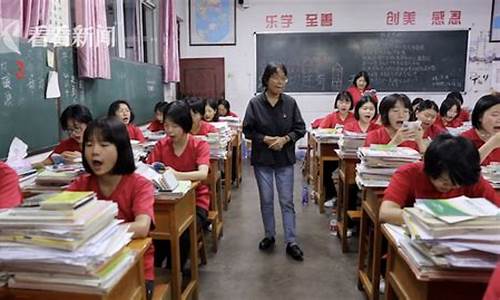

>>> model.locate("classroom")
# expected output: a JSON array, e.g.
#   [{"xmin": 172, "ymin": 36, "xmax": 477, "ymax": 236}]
[{"xmin": 1, "ymin": 0, "xmax": 500, "ymax": 299}]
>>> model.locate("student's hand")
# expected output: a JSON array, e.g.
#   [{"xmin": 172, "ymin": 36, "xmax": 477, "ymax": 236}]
[
  {"xmin": 61, "ymin": 151, "xmax": 81, "ymax": 162},
  {"xmin": 392, "ymin": 128, "xmax": 416, "ymax": 145},
  {"xmin": 269, "ymin": 136, "xmax": 289, "ymax": 151},
  {"xmin": 263, "ymin": 136, "xmax": 279, "ymax": 147}
]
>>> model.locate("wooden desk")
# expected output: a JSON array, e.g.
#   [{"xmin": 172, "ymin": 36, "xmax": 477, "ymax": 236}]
[
  {"xmin": 222, "ymin": 135, "xmax": 235, "ymax": 211},
  {"xmin": 357, "ymin": 186, "xmax": 386, "ymax": 300},
  {"xmin": 308, "ymin": 134, "xmax": 339, "ymax": 213},
  {"xmin": 382, "ymin": 225, "xmax": 491, "ymax": 300},
  {"xmin": 233, "ymin": 130, "xmax": 243, "ymax": 188},
  {"xmin": 205, "ymin": 159, "xmax": 223, "ymax": 252},
  {"xmin": 335, "ymin": 150, "xmax": 360, "ymax": 253},
  {"xmin": 151, "ymin": 184, "xmax": 199, "ymax": 300},
  {"xmin": 0, "ymin": 238, "xmax": 152, "ymax": 300}
]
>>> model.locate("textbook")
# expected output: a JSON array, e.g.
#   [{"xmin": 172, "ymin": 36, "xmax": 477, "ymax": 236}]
[
  {"xmin": 156, "ymin": 180, "xmax": 192, "ymax": 198},
  {"xmin": 40, "ymin": 191, "xmax": 96, "ymax": 210},
  {"xmin": 135, "ymin": 162, "xmax": 178, "ymax": 191}
]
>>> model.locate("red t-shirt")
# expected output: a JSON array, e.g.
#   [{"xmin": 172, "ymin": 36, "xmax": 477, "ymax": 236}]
[
  {"xmin": 67, "ymin": 173, "xmax": 156, "ymax": 280},
  {"xmin": 364, "ymin": 126, "xmax": 420, "ymax": 151},
  {"xmin": 146, "ymin": 135, "xmax": 211, "ymax": 211},
  {"xmin": 343, "ymin": 120, "xmax": 381, "ymax": 133},
  {"xmin": 127, "ymin": 124, "xmax": 146, "ymax": 142},
  {"xmin": 458, "ymin": 110, "xmax": 470, "ymax": 123},
  {"xmin": 461, "ymin": 128, "xmax": 500, "ymax": 166},
  {"xmin": 193, "ymin": 121, "xmax": 217, "ymax": 136},
  {"xmin": 434, "ymin": 115, "xmax": 463, "ymax": 130},
  {"xmin": 147, "ymin": 120, "xmax": 164, "ymax": 132},
  {"xmin": 50, "ymin": 138, "xmax": 80, "ymax": 157},
  {"xmin": 484, "ymin": 263, "xmax": 500, "ymax": 300},
  {"xmin": 227, "ymin": 111, "xmax": 238, "ymax": 118},
  {"xmin": 346, "ymin": 85, "xmax": 378, "ymax": 106},
  {"xmin": 384, "ymin": 162, "xmax": 500, "ymax": 207},
  {"xmin": 319, "ymin": 111, "xmax": 355, "ymax": 128},
  {"xmin": 0, "ymin": 162, "xmax": 22, "ymax": 209},
  {"xmin": 423, "ymin": 124, "xmax": 445, "ymax": 140}
]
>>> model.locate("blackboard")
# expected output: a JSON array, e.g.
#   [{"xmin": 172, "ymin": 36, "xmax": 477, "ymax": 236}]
[
  {"xmin": 256, "ymin": 31, "xmax": 468, "ymax": 93},
  {"xmin": 1, "ymin": 42, "xmax": 164, "ymax": 159}
]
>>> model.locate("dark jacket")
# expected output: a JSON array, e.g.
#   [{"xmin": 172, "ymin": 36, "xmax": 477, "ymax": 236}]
[{"xmin": 243, "ymin": 92, "xmax": 306, "ymax": 167}]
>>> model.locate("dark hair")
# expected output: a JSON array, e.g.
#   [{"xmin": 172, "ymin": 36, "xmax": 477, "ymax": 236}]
[
  {"xmin": 471, "ymin": 94, "xmax": 500, "ymax": 129},
  {"xmin": 82, "ymin": 117, "xmax": 135, "ymax": 175},
  {"xmin": 108, "ymin": 100, "xmax": 135, "ymax": 123},
  {"xmin": 412, "ymin": 98, "xmax": 424, "ymax": 108},
  {"xmin": 154, "ymin": 101, "xmax": 167, "ymax": 113},
  {"xmin": 410, "ymin": 98, "xmax": 424, "ymax": 121},
  {"xmin": 378, "ymin": 93, "xmax": 411, "ymax": 126},
  {"xmin": 354, "ymin": 95, "xmax": 378, "ymax": 120},
  {"xmin": 446, "ymin": 91, "xmax": 464, "ymax": 105},
  {"xmin": 218, "ymin": 99, "xmax": 231, "ymax": 115},
  {"xmin": 424, "ymin": 134, "xmax": 480, "ymax": 186},
  {"xmin": 204, "ymin": 98, "xmax": 219, "ymax": 122},
  {"xmin": 439, "ymin": 97, "xmax": 461, "ymax": 118},
  {"xmin": 60, "ymin": 104, "xmax": 93, "ymax": 130},
  {"xmin": 261, "ymin": 62, "xmax": 288, "ymax": 89},
  {"xmin": 352, "ymin": 71, "xmax": 370, "ymax": 88},
  {"xmin": 416, "ymin": 99, "xmax": 439, "ymax": 113},
  {"xmin": 186, "ymin": 97, "xmax": 205, "ymax": 116},
  {"xmin": 334, "ymin": 91, "xmax": 354, "ymax": 110},
  {"xmin": 163, "ymin": 100, "xmax": 193, "ymax": 133}
]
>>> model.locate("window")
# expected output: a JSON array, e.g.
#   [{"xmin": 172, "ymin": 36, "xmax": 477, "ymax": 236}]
[
  {"xmin": 123, "ymin": 0, "xmax": 139, "ymax": 61},
  {"xmin": 142, "ymin": 1, "xmax": 158, "ymax": 64},
  {"xmin": 105, "ymin": 0, "xmax": 118, "ymax": 57}
]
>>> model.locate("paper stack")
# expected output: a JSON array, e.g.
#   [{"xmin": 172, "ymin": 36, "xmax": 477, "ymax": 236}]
[
  {"xmin": 311, "ymin": 127, "xmax": 343, "ymax": 143},
  {"xmin": 402, "ymin": 196, "xmax": 500, "ymax": 270},
  {"xmin": 446, "ymin": 122, "xmax": 472, "ymax": 136},
  {"xmin": 356, "ymin": 145, "xmax": 421, "ymax": 187},
  {"xmin": 22, "ymin": 164, "xmax": 84, "ymax": 192},
  {"xmin": 0, "ymin": 191, "xmax": 134, "ymax": 294},
  {"xmin": 219, "ymin": 116, "xmax": 242, "ymax": 133},
  {"xmin": 338, "ymin": 130, "xmax": 367, "ymax": 159},
  {"xmin": 206, "ymin": 122, "xmax": 231, "ymax": 159},
  {"xmin": 482, "ymin": 163, "xmax": 500, "ymax": 189}
]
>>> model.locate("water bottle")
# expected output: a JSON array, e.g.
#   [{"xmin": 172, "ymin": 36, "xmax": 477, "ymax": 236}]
[{"xmin": 301, "ymin": 184, "xmax": 309, "ymax": 207}]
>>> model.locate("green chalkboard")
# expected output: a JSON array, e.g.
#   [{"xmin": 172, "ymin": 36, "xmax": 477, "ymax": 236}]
[
  {"xmin": 1, "ymin": 43, "xmax": 164, "ymax": 159},
  {"xmin": 0, "ymin": 41, "xmax": 60, "ymax": 159},
  {"xmin": 256, "ymin": 30, "xmax": 468, "ymax": 93}
]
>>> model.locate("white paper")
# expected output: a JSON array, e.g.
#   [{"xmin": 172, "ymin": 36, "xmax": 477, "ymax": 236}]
[
  {"xmin": 47, "ymin": 49, "xmax": 54, "ymax": 68},
  {"xmin": 6, "ymin": 137, "xmax": 31, "ymax": 171},
  {"xmin": 46, "ymin": 71, "xmax": 61, "ymax": 99}
]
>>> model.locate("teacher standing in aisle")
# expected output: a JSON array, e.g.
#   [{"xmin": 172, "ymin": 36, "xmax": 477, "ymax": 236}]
[{"xmin": 243, "ymin": 63, "xmax": 306, "ymax": 261}]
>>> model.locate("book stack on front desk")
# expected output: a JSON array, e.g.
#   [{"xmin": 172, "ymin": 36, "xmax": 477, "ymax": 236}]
[
  {"xmin": 402, "ymin": 196, "xmax": 500, "ymax": 270},
  {"xmin": 311, "ymin": 127, "xmax": 343, "ymax": 143},
  {"xmin": 219, "ymin": 116, "xmax": 242, "ymax": 133},
  {"xmin": 355, "ymin": 145, "xmax": 421, "ymax": 188},
  {"xmin": 22, "ymin": 164, "xmax": 84, "ymax": 193},
  {"xmin": 338, "ymin": 130, "xmax": 367, "ymax": 159},
  {"xmin": 205, "ymin": 122, "xmax": 231, "ymax": 159},
  {"xmin": 0, "ymin": 191, "xmax": 134, "ymax": 294}
]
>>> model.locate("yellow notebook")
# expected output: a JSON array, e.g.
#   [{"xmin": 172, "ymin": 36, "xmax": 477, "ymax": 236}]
[{"xmin": 40, "ymin": 191, "xmax": 95, "ymax": 210}]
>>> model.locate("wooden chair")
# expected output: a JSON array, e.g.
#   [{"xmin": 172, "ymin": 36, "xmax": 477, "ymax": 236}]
[
  {"xmin": 204, "ymin": 159, "xmax": 224, "ymax": 253},
  {"xmin": 197, "ymin": 225, "xmax": 207, "ymax": 265},
  {"xmin": 153, "ymin": 283, "xmax": 171, "ymax": 300}
]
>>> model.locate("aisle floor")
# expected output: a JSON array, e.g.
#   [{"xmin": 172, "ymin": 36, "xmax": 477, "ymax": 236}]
[{"xmin": 198, "ymin": 160, "xmax": 365, "ymax": 299}]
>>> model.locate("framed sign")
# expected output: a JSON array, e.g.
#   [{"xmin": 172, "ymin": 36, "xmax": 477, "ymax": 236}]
[
  {"xmin": 189, "ymin": 0, "xmax": 236, "ymax": 46},
  {"xmin": 490, "ymin": 0, "xmax": 500, "ymax": 42}
]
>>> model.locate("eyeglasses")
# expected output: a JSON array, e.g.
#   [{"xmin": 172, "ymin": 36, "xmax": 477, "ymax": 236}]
[
  {"xmin": 270, "ymin": 76, "xmax": 289, "ymax": 83},
  {"xmin": 66, "ymin": 126, "xmax": 84, "ymax": 134}
]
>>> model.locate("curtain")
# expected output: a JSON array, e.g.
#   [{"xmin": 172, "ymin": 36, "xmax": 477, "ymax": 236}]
[
  {"xmin": 22, "ymin": 0, "xmax": 49, "ymax": 38},
  {"xmin": 0, "ymin": 0, "xmax": 49, "ymax": 39},
  {"xmin": 161, "ymin": 0, "xmax": 179, "ymax": 83},
  {"xmin": 73, "ymin": 0, "xmax": 111, "ymax": 79}
]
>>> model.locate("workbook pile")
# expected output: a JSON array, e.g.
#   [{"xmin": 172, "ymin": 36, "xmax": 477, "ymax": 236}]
[
  {"xmin": 402, "ymin": 196, "xmax": 500, "ymax": 270},
  {"xmin": 481, "ymin": 163, "xmax": 500, "ymax": 189},
  {"xmin": 311, "ymin": 127, "xmax": 343, "ymax": 143},
  {"xmin": 355, "ymin": 145, "xmax": 421, "ymax": 187},
  {"xmin": 0, "ymin": 191, "xmax": 134, "ymax": 294},
  {"xmin": 207, "ymin": 122, "xmax": 231, "ymax": 159},
  {"xmin": 338, "ymin": 131, "xmax": 367, "ymax": 159},
  {"xmin": 21, "ymin": 164, "xmax": 84, "ymax": 193},
  {"xmin": 219, "ymin": 116, "xmax": 241, "ymax": 133}
]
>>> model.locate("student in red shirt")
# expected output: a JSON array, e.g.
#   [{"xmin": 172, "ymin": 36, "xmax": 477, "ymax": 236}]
[
  {"xmin": 66, "ymin": 117, "xmax": 155, "ymax": 299},
  {"xmin": 380, "ymin": 134, "xmax": 500, "ymax": 225},
  {"xmin": 147, "ymin": 101, "xmax": 167, "ymax": 132},
  {"xmin": 0, "ymin": 161, "xmax": 22, "ymax": 208},
  {"xmin": 108, "ymin": 100, "xmax": 146, "ymax": 143},
  {"xmin": 218, "ymin": 98, "xmax": 238, "ymax": 118},
  {"xmin": 435, "ymin": 96, "xmax": 463, "ymax": 129},
  {"xmin": 39, "ymin": 104, "xmax": 93, "ymax": 165},
  {"xmin": 461, "ymin": 94, "xmax": 500, "ymax": 166},
  {"xmin": 365, "ymin": 94, "xmax": 426, "ymax": 153},
  {"xmin": 344, "ymin": 95, "xmax": 380, "ymax": 133},
  {"xmin": 484, "ymin": 263, "xmax": 500, "ymax": 300},
  {"xmin": 204, "ymin": 98, "xmax": 219, "ymax": 122},
  {"xmin": 186, "ymin": 97, "xmax": 217, "ymax": 135},
  {"xmin": 345, "ymin": 71, "xmax": 378, "ymax": 106},
  {"xmin": 447, "ymin": 91, "xmax": 470, "ymax": 123},
  {"xmin": 319, "ymin": 91, "xmax": 355, "ymax": 128},
  {"xmin": 146, "ymin": 100, "xmax": 210, "ymax": 272},
  {"xmin": 414, "ymin": 99, "xmax": 444, "ymax": 140}
]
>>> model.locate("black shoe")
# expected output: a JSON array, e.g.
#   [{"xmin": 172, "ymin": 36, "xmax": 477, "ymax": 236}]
[
  {"xmin": 258, "ymin": 237, "xmax": 275, "ymax": 250},
  {"xmin": 286, "ymin": 243, "xmax": 304, "ymax": 261}
]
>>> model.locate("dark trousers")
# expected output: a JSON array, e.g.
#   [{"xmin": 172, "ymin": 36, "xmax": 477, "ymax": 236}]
[
  {"xmin": 153, "ymin": 207, "xmax": 208, "ymax": 271},
  {"xmin": 323, "ymin": 161, "xmax": 338, "ymax": 199}
]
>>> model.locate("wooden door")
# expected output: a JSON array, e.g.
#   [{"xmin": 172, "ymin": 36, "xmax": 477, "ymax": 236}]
[{"xmin": 179, "ymin": 58, "xmax": 225, "ymax": 99}]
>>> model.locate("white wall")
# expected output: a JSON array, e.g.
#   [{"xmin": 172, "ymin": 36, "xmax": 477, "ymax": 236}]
[{"xmin": 177, "ymin": 0, "xmax": 500, "ymax": 126}]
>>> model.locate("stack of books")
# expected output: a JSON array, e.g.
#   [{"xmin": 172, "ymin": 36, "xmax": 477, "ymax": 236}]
[
  {"xmin": 338, "ymin": 130, "xmax": 367, "ymax": 158},
  {"xmin": 219, "ymin": 116, "xmax": 241, "ymax": 133},
  {"xmin": 0, "ymin": 191, "xmax": 134, "ymax": 294},
  {"xmin": 402, "ymin": 196, "xmax": 500, "ymax": 270},
  {"xmin": 206, "ymin": 122, "xmax": 231, "ymax": 159},
  {"xmin": 482, "ymin": 163, "xmax": 500, "ymax": 189},
  {"xmin": 311, "ymin": 127, "xmax": 343, "ymax": 143},
  {"xmin": 446, "ymin": 122, "xmax": 472, "ymax": 136},
  {"xmin": 356, "ymin": 145, "xmax": 421, "ymax": 187},
  {"xmin": 22, "ymin": 164, "xmax": 84, "ymax": 192}
]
